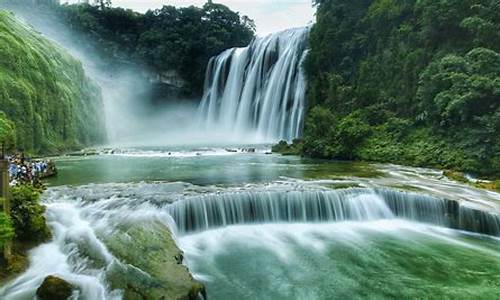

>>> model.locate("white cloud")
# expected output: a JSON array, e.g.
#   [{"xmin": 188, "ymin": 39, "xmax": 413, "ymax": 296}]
[{"xmin": 65, "ymin": 0, "xmax": 316, "ymax": 36}]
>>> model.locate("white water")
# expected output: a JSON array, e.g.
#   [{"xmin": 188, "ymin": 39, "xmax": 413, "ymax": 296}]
[
  {"xmin": 179, "ymin": 220, "xmax": 500, "ymax": 269},
  {"xmin": 1, "ymin": 179, "xmax": 499, "ymax": 298},
  {"xmin": 178, "ymin": 220, "xmax": 500, "ymax": 300},
  {"xmin": 167, "ymin": 187, "xmax": 500, "ymax": 235},
  {"xmin": 104, "ymin": 146, "xmax": 271, "ymax": 158},
  {"xmin": 0, "ymin": 201, "xmax": 122, "ymax": 300},
  {"xmin": 198, "ymin": 27, "xmax": 309, "ymax": 142}
]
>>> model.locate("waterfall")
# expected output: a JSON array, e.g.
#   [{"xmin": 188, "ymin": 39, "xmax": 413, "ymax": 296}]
[
  {"xmin": 198, "ymin": 27, "xmax": 309, "ymax": 142},
  {"xmin": 167, "ymin": 188, "xmax": 500, "ymax": 236}
]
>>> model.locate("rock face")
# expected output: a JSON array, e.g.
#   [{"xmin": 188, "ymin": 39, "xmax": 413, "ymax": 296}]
[
  {"xmin": 36, "ymin": 275, "xmax": 74, "ymax": 300},
  {"xmin": 0, "ymin": 11, "xmax": 106, "ymax": 154},
  {"xmin": 102, "ymin": 220, "xmax": 206, "ymax": 300}
]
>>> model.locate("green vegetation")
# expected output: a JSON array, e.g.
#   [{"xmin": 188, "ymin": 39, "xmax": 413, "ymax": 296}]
[
  {"xmin": 10, "ymin": 185, "xmax": 50, "ymax": 242},
  {"xmin": 4, "ymin": 0, "xmax": 255, "ymax": 97},
  {"xmin": 443, "ymin": 170, "xmax": 500, "ymax": 191},
  {"xmin": 272, "ymin": 140, "xmax": 303, "ymax": 155},
  {"xmin": 104, "ymin": 221, "xmax": 205, "ymax": 299},
  {"xmin": 443, "ymin": 170, "xmax": 469, "ymax": 183},
  {"xmin": 0, "ymin": 112, "xmax": 15, "ymax": 152},
  {"xmin": 1, "ymin": 186, "xmax": 48, "ymax": 281},
  {"xmin": 0, "ymin": 208, "xmax": 14, "ymax": 248},
  {"xmin": 476, "ymin": 180, "xmax": 500, "ymax": 191},
  {"xmin": 0, "ymin": 11, "xmax": 105, "ymax": 154},
  {"xmin": 303, "ymin": 0, "xmax": 500, "ymax": 176}
]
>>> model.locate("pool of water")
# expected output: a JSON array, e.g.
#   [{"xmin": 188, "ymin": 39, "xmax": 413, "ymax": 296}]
[
  {"xmin": 2, "ymin": 146, "xmax": 499, "ymax": 299},
  {"xmin": 180, "ymin": 221, "xmax": 500, "ymax": 299}
]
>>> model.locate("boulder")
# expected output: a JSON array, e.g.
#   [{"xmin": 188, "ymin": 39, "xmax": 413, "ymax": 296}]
[
  {"xmin": 102, "ymin": 221, "xmax": 206, "ymax": 300},
  {"xmin": 36, "ymin": 275, "xmax": 74, "ymax": 300}
]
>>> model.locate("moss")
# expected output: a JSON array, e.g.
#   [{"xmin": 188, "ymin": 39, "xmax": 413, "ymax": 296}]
[
  {"xmin": 0, "ymin": 240, "xmax": 30, "ymax": 283},
  {"xmin": 36, "ymin": 275, "xmax": 74, "ymax": 300},
  {"xmin": 443, "ymin": 170, "xmax": 468, "ymax": 183},
  {"xmin": 0, "ymin": 112, "xmax": 16, "ymax": 151},
  {"xmin": 102, "ymin": 221, "xmax": 205, "ymax": 300},
  {"xmin": 442, "ymin": 170, "xmax": 500, "ymax": 193},
  {"xmin": 0, "ymin": 210, "xmax": 14, "ymax": 248},
  {"xmin": 0, "ymin": 11, "xmax": 105, "ymax": 154},
  {"xmin": 475, "ymin": 180, "xmax": 500, "ymax": 192}
]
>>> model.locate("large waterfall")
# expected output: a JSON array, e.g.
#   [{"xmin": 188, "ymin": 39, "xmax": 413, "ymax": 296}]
[{"xmin": 198, "ymin": 28, "xmax": 309, "ymax": 142}]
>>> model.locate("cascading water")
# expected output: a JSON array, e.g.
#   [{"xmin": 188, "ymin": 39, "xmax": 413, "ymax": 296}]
[
  {"xmin": 198, "ymin": 27, "xmax": 309, "ymax": 142},
  {"xmin": 2, "ymin": 179, "xmax": 499, "ymax": 299},
  {"xmin": 167, "ymin": 188, "xmax": 500, "ymax": 235}
]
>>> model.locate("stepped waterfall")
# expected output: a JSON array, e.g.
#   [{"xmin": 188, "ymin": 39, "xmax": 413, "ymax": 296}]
[
  {"xmin": 167, "ymin": 188, "xmax": 500, "ymax": 236},
  {"xmin": 198, "ymin": 27, "xmax": 309, "ymax": 142}
]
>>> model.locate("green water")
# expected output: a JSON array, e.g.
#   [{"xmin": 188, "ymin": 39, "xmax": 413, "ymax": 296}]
[
  {"xmin": 46, "ymin": 149, "xmax": 377, "ymax": 187},
  {"xmin": 180, "ymin": 222, "xmax": 500, "ymax": 299},
  {"xmin": 38, "ymin": 147, "xmax": 500, "ymax": 299}
]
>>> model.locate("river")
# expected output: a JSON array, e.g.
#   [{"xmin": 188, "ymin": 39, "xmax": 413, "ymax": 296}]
[{"xmin": 1, "ymin": 145, "xmax": 499, "ymax": 299}]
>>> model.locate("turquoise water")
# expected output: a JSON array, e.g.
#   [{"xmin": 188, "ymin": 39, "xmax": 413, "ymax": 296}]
[
  {"xmin": 32, "ymin": 147, "xmax": 500, "ymax": 299},
  {"xmin": 46, "ymin": 148, "xmax": 377, "ymax": 187},
  {"xmin": 180, "ymin": 222, "xmax": 500, "ymax": 299}
]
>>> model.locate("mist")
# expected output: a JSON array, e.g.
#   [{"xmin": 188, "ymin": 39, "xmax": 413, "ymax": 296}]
[
  {"xmin": 0, "ymin": 3, "xmax": 210, "ymax": 147},
  {"xmin": 0, "ymin": 3, "xmax": 309, "ymax": 148}
]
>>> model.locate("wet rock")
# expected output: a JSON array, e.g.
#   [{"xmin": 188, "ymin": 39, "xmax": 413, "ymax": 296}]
[
  {"xmin": 102, "ymin": 221, "xmax": 206, "ymax": 300},
  {"xmin": 36, "ymin": 275, "xmax": 74, "ymax": 300}
]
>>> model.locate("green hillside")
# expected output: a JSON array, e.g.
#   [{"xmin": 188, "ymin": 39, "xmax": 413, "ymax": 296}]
[
  {"xmin": 303, "ymin": 0, "xmax": 500, "ymax": 176},
  {"xmin": 0, "ymin": 11, "xmax": 105, "ymax": 154}
]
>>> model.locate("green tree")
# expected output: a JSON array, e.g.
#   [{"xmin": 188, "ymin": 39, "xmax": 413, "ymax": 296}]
[{"xmin": 302, "ymin": 0, "xmax": 500, "ymax": 176}]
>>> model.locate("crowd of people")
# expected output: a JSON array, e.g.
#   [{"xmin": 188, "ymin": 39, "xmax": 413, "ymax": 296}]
[{"xmin": 6, "ymin": 154, "xmax": 55, "ymax": 187}]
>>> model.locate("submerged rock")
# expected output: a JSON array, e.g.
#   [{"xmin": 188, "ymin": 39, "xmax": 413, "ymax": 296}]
[
  {"xmin": 102, "ymin": 221, "xmax": 205, "ymax": 300},
  {"xmin": 36, "ymin": 275, "xmax": 74, "ymax": 300}
]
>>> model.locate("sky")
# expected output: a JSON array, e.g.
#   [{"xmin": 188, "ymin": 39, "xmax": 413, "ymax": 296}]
[{"xmin": 67, "ymin": 1, "xmax": 316, "ymax": 36}]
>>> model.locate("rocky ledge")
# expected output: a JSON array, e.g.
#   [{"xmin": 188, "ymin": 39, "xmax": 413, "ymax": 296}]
[{"xmin": 102, "ymin": 220, "xmax": 206, "ymax": 300}]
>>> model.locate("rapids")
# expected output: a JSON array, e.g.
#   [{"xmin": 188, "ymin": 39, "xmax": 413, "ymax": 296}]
[{"xmin": 1, "ymin": 148, "xmax": 499, "ymax": 299}]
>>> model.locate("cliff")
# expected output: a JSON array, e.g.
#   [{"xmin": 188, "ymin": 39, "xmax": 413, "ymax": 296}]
[{"xmin": 0, "ymin": 11, "xmax": 105, "ymax": 154}]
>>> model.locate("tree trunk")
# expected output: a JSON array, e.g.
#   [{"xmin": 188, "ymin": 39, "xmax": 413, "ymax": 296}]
[{"xmin": 0, "ymin": 159, "xmax": 11, "ymax": 262}]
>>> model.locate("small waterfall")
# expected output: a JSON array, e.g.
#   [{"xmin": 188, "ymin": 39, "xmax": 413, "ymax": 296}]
[
  {"xmin": 198, "ymin": 27, "xmax": 309, "ymax": 142},
  {"xmin": 167, "ymin": 188, "xmax": 500, "ymax": 236}
]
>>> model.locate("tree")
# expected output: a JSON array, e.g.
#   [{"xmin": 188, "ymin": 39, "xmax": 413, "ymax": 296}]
[{"xmin": 302, "ymin": 0, "xmax": 500, "ymax": 175}]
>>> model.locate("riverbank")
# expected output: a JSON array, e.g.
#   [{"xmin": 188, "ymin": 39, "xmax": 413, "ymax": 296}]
[
  {"xmin": 1, "ymin": 156, "xmax": 205, "ymax": 298},
  {"xmin": 1, "ymin": 158, "xmax": 56, "ymax": 286},
  {"xmin": 273, "ymin": 140, "xmax": 500, "ymax": 193},
  {"xmin": 0, "ymin": 185, "xmax": 51, "ymax": 284},
  {"xmin": 0, "ymin": 185, "xmax": 206, "ymax": 299},
  {"xmin": 7, "ymin": 154, "xmax": 57, "ymax": 187}
]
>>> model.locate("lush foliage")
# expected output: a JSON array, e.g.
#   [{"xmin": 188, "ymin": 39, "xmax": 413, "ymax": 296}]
[
  {"xmin": 0, "ymin": 112, "xmax": 16, "ymax": 151},
  {"xmin": 272, "ymin": 140, "xmax": 303, "ymax": 156},
  {"xmin": 0, "ymin": 205, "xmax": 14, "ymax": 248},
  {"xmin": 0, "ymin": 11, "xmax": 106, "ymax": 154},
  {"xmin": 5, "ymin": 1, "xmax": 255, "ymax": 96},
  {"xmin": 304, "ymin": 0, "xmax": 500, "ymax": 176},
  {"xmin": 10, "ymin": 185, "xmax": 51, "ymax": 242}
]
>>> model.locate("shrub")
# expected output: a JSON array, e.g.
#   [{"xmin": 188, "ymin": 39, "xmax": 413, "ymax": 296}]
[
  {"xmin": 10, "ymin": 185, "xmax": 51, "ymax": 242},
  {"xmin": 0, "ymin": 210, "xmax": 14, "ymax": 247}
]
